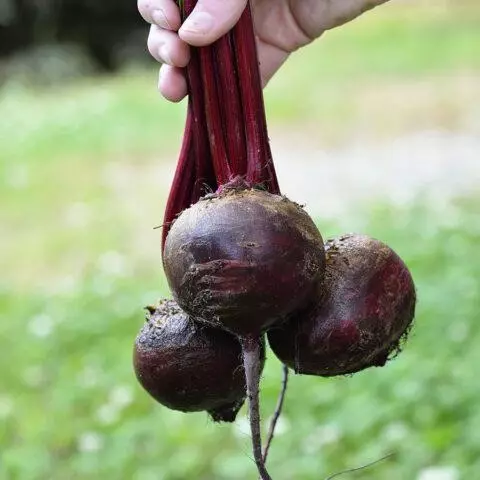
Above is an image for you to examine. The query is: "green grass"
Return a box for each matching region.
[1,3,480,479]
[2,200,479,479]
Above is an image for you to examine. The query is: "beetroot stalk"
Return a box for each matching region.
[199,47,232,185]
[161,110,195,248]
[213,35,247,176]
[162,0,217,249]
[187,46,217,200]
[241,336,272,480]
[233,4,279,192]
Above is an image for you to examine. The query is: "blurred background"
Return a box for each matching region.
[1,0,479,479]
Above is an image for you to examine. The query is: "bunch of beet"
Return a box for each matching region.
[132,2,416,479]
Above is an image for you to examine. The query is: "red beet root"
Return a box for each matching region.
[268,234,416,376]
[163,185,326,337]
[134,299,262,422]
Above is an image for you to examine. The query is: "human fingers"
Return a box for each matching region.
[178,0,248,47]
[148,25,190,67]
[138,0,181,30]
[158,64,188,102]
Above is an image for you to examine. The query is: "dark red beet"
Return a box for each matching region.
[268,234,416,376]
[133,299,263,422]
[163,185,325,337]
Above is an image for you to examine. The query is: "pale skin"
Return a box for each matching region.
[137,0,390,102]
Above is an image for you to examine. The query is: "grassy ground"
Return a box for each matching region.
[1,3,479,479]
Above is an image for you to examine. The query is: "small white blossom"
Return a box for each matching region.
[110,385,133,409]
[233,416,251,440]
[98,251,128,277]
[383,422,409,443]
[29,314,54,338]
[78,432,104,453]
[418,466,460,480]
[96,404,119,425]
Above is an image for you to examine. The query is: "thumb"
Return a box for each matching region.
[179,0,248,47]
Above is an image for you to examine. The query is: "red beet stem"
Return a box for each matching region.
[213,35,248,177]
[233,5,279,192]
[162,1,281,248]
[161,110,196,248]
[199,46,232,185]
[187,45,217,198]
[162,0,217,249]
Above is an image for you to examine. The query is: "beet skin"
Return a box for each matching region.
[268,234,416,376]
[134,300,262,422]
[163,187,325,336]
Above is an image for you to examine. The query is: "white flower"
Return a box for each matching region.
[96,404,119,426]
[78,432,104,453]
[233,416,250,440]
[383,422,409,443]
[110,385,133,409]
[418,466,460,480]
[97,251,128,277]
[29,314,54,338]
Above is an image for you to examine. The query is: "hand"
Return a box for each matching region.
[138,0,389,102]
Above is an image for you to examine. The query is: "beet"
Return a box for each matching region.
[135,0,420,473]
[163,185,325,337]
[268,234,416,376]
[133,299,263,422]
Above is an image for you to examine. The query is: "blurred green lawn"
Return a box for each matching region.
[1,3,480,479]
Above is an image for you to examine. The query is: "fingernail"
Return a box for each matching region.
[152,9,172,30]
[180,11,214,36]
[159,44,173,65]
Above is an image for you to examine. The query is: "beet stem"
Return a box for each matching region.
[263,364,289,463]
[233,4,280,193]
[199,46,232,184]
[161,109,194,250]
[241,336,272,480]
[187,47,217,199]
[213,35,248,176]
[164,0,281,250]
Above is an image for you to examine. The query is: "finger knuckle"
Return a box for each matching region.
[147,34,159,57]
[138,0,153,18]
